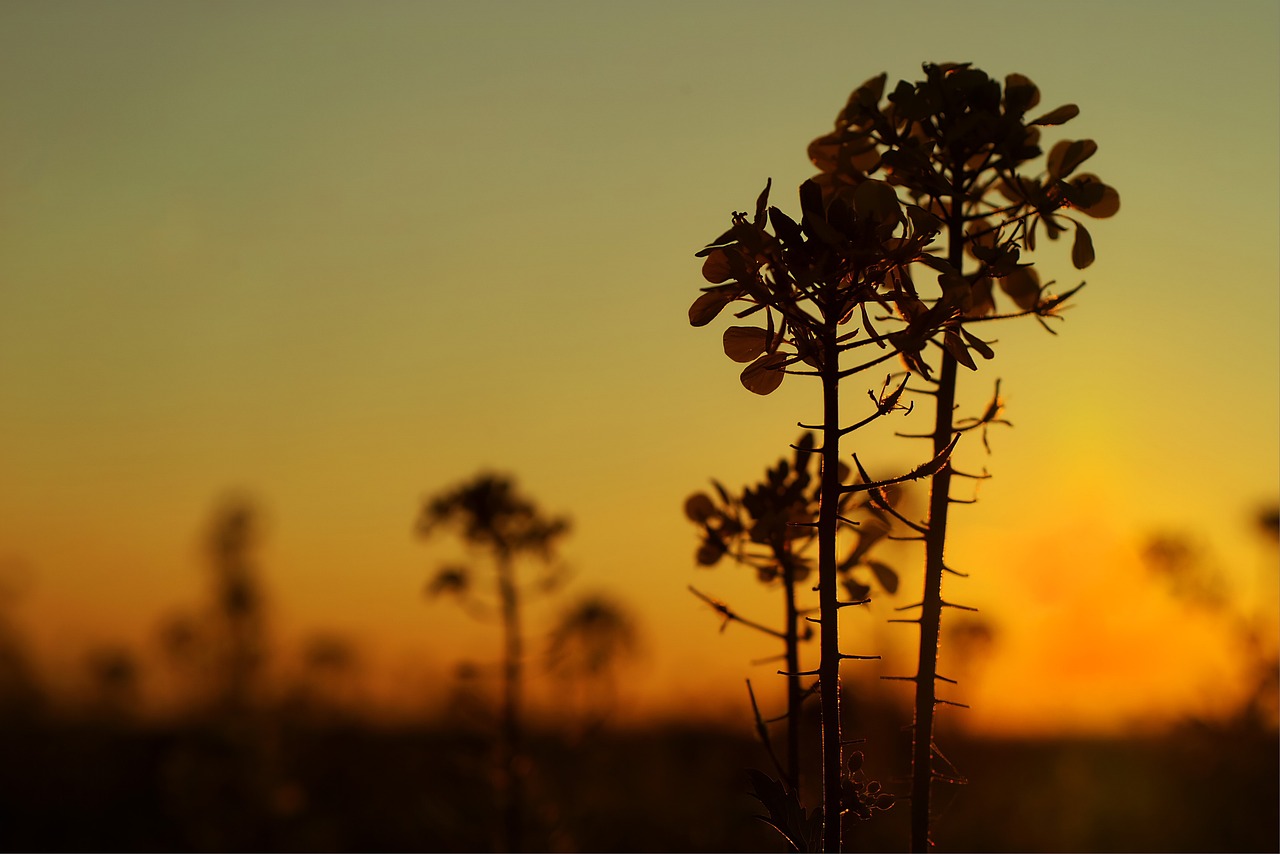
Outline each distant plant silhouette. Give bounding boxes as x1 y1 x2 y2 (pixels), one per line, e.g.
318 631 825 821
685 432 902 794
284 632 363 723
806 63 1119 850
0 562 43 723
419 472 570 853
692 62 1118 851
158 495 283 851
545 593 640 730
206 496 269 716
1143 522 1279 731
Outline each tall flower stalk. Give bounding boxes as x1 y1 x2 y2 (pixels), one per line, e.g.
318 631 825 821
807 63 1119 850
690 180 952 850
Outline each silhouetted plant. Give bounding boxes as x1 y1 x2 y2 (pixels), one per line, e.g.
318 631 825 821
545 593 640 730
691 166 955 848
206 496 269 716
684 432 902 794
160 496 281 851
0 565 43 723
693 62 1118 850
285 632 363 723
418 472 570 853
1143 526 1280 731
807 63 1119 850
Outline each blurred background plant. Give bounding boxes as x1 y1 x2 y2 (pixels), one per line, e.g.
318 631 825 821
418 472 570 853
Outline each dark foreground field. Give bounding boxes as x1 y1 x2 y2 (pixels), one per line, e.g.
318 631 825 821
0 712 1274 852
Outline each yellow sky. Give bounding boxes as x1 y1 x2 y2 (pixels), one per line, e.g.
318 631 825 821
0 0 1276 734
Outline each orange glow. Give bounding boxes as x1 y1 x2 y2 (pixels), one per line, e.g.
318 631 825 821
0 0 1275 745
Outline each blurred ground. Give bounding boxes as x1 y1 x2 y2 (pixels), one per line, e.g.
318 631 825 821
0 709 1273 852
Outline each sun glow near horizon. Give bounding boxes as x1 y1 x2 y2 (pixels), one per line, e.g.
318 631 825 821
0 0 1276 738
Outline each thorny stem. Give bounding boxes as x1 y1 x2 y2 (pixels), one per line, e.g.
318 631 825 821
819 319 844 853
910 169 965 853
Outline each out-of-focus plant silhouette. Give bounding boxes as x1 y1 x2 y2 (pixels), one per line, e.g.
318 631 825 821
0 561 43 723
1143 509 1280 732
205 496 270 716
418 472 570 853
160 495 288 851
685 432 902 797
282 632 364 724
545 593 640 732
803 62 1119 851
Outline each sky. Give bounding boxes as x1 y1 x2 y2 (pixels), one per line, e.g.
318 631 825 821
0 0 1276 734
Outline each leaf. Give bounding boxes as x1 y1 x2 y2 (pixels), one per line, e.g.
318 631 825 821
906 433 961 481
842 578 871 602
848 138 881 173
1046 139 1097 180
1003 73 1040 114
842 515 888 567
427 566 469 597
702 249 735 284
1071 220 1095 269
689 289 734 327
769 207 803 245
961 327 995 359
684 493 716 523
1071 174 1120 218
942 330 977 371
852 179 903 229
808 134 841 173
740 352 788 395
997 266 1041 311
723 326 769 363
916 254 960 277
746 769 820 853
1061 178 1105 209
867 560 899 594
905 203 942 237
754 178 772 226
1029 103 1079 126
844 72 888 115
798 179 825 220
964 276 996 318
696 538 725 566
802 209 846 248
939 272 971 307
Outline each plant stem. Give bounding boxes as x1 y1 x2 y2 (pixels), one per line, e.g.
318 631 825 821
911 349 955 852
783 559 802 792
496 551 524 852
819 320 844 853
910 177 965 853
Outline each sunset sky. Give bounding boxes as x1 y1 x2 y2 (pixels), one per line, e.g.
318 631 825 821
0 1 1276 734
